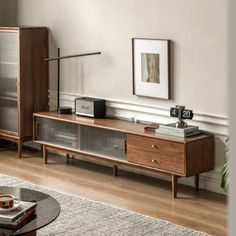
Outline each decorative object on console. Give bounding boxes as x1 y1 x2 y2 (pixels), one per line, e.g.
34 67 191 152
132 38 170 99
170 105 194 128
156 105 200 137
75 97 106 118
144 123 159 131
45 49 101 114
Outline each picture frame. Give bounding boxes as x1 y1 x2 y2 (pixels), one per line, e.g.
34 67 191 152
132 38 170 99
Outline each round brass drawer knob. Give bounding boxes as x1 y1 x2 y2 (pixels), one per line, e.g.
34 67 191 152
151 144 157 149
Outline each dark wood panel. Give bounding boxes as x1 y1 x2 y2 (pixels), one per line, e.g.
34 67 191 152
31 28 49 113
186 135 215 176
19 28 32 137
127 134 185 174
19 27 48 138
127 134 185 157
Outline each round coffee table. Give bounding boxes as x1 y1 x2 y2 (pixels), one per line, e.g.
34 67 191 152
0 186 60 235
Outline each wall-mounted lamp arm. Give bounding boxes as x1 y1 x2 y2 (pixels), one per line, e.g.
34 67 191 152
45 51 101 61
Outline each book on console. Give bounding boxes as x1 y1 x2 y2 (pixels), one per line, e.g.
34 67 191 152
156 128 202 137
158 123 199 133
0 201 37 224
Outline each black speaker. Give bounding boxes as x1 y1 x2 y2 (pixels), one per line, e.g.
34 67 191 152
75 97 106 118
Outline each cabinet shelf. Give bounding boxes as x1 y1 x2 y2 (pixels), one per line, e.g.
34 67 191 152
0 61 17 65
0 77 17 80
36 140 127 162
0 96 17 102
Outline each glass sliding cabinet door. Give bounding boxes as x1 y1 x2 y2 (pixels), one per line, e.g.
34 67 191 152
0 31 18 133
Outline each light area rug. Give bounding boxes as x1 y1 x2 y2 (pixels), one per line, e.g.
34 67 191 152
0 174 209 236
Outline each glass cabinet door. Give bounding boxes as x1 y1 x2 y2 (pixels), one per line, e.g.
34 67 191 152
35 116 127 161
80 126 127 160
36 117 79 150
0 31 18 133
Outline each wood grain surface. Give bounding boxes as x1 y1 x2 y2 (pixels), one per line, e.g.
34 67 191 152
0 148 227 236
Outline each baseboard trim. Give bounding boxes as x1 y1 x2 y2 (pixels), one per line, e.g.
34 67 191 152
179 167 225 194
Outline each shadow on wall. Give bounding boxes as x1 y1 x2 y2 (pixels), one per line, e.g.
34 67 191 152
0 0 17 26
48 30 58 91
170 40 175 101
214 136 228 169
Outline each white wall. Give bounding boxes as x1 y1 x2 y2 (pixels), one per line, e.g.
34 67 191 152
229 0 235 234
4 0 230 193
16 0 228 114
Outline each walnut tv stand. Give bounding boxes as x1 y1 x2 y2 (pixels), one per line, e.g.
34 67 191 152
33 111 214 198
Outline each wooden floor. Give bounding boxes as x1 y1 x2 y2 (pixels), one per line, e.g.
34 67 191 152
0 147 227 236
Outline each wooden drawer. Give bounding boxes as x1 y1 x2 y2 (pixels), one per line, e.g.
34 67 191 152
127 134 185 174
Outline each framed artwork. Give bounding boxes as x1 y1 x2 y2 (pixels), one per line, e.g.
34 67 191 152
132 38 170 99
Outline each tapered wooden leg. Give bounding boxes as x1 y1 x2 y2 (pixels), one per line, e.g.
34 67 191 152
40 144 43 157
172 175 177 198
43 145 48 164
195 174 200 192
66 154 70 163
18 140 22 158
113 165 118 176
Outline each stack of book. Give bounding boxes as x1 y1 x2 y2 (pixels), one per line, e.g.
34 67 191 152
0 201 37 229
155 123 201 137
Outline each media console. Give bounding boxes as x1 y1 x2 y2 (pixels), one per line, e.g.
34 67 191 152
33 111 214 198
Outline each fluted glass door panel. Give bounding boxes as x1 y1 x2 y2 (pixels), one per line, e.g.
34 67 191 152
36 117 79 150
35 117 127 160
80 126 127 160
0 32 18 133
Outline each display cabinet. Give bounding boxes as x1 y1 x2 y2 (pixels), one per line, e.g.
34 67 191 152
0 27 48 157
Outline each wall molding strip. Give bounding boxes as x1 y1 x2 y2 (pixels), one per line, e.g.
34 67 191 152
48 90 229 136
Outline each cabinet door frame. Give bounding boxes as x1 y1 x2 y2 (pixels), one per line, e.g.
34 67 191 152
0 29 19 135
